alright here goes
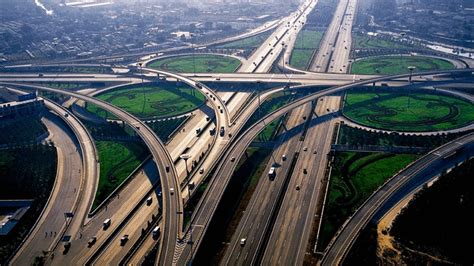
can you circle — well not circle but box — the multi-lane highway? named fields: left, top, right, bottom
left=0, top=82, right=181, bottom=265
left=171, top=68, right=473, bottom=264
left=321, top=132, right=474, bottom=265
left=309, top=0, right=357, bottom=73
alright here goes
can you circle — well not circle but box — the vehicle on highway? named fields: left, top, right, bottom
left=220, top=126, right=225, bottom=137
left=313, top=150, right=317, bottom=154
left=146, top=196, right=153, bottom=206
left=206, top=116, right=210, bottom=121
left=170, top=188, right=175, bottom=195
left=240, top=238, right=246, bottom=246
left=103, top=218, right=111, bottom=230
left=303, top=146, right=308, bottom=151
left=199, top=168, right=204, bottom=174
left=230, top=157, right=236, bottom=162
left=152, top=226, right=161, bottom=240
left=210, top=128, right=216, bottom=136
left=195, top=83, right=203, bottom=89
left=196, top=128, right=202, bottom=134
left=188, top=181, right=195, bottom=190
left=282, top=154, right=287, bottom=161
left=268, top=167, right=276, bottom=179
left=63, top=241, right=71, bottom=254
left=87, top=237, right=97, bottom=248
left=296, top=185, right=300, bottom=191
left=120, top=235, right=129, bottom=246
left=303, top=168, right=307, bottom=174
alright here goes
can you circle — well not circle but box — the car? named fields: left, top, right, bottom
left=199, top=168, right=204, bottom=174
left=303, top=168, right=307, bottom=174
left=303, top=147, right=308, bottom=151
left=87, top=237, right=97, bottom=247
left=103, top=218, right=111, bottom=230
left=282, top=154, right=287, bottom=161
left=296, top=185, right=300, bottom=191
left=313, top=150, right=317, bottom=154
left=152, top=226, right=161, bottom=240
left=63, top=241, right=71, bottom=254
left=240, top=238, right=247, bottom=246
left=206, top=116, right=210, bottom=121
left=120, top=235, right=129, bottom=246
left=230, top=157, right=236, bottom=162
left=216, top=77, right=221, bottom=81
left=146, top=196, right=153, bottom=206
left=170, top=188, right=175, bottom=195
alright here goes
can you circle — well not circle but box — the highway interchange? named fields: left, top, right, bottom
left=1, top=0, right=473, bottom=265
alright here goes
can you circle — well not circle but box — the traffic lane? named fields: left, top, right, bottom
left=223, top=104, right=310, bottom=265
left=262, top=96, right=339, bottom=264
left=12, top=113, right=83, bottom=265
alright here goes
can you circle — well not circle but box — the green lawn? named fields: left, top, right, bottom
left=290, top=29, right=324, bottom=70
left=148, top=54, right=241, bottom=73
left=93, top=141, right=149, bottom=209
left=343, top=91, right=474, bottom=131
left=353, top=33, right=416, bottom=50
left=317, top=152, right=419, bottom=250
left=294, top=29, right=324, bottom=49
left=351, top=55, right=454, bottom=75
left=290, top=49, right=314, bottom=70
left=87, top=84, right=205, bottom=119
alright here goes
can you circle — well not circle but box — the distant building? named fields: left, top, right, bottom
left=0, top=87, right=45, bottom=120
left=0, top=200, right=33, bottom=236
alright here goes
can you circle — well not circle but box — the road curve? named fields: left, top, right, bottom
left=174, top=68, right=473, bottom=263
left=321, top=132, right=474, bottom=265
left=0, top=82, right=182, bottom=266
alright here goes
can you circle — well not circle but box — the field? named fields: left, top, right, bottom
left=93, top=141, right=149, bottom=209
left=317, top=152, right=419, bottom=250
left=351, top=55, right=454, bottom=75
left=353, top=33, right=416, bottom=50
left=290, top=29, right=324, bottom=69
left=343, top=91, right=474, bottom=131
left=87, top=84, right=205, bottom=119
left=0, top=145, right=57, bottom=263
left=148, top=54, right=240, bottom=73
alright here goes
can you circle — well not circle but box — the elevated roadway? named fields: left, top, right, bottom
left=321, top=132, right=474, bottom=265
left=8, top=90, right=98, bottom=265
left=0, top=82, right=181, bottom=265
left=172, top=68, right=472, bottom=263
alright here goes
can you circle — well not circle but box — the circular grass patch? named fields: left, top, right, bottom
left=87, top=83, right=205, bottom=120
left=148, top=54, right=241, bottom=73
left=343, top=91, right=474, bottom=132
left=351, top=55, right=455, bottom=75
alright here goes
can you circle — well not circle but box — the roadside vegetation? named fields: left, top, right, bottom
left=343, top=89, right=474, bottom=131
left=350, top=55, right=454, bottom=75
left=337, top=124, right=472, bottom=148
left=0, top=144, right=57, bottom=263
left=317, top=152, right=419, bottom=251
left=0, top=116, right=47, bottom=146
left=389, top=158, right=474, bottom=264
left=353, top=33, right=417, bottom=50
left=148, top=54, right=240, bottom=73
left=86, top=83, right=205, bottom=120
left=93, top=141, right=149, bottom=209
